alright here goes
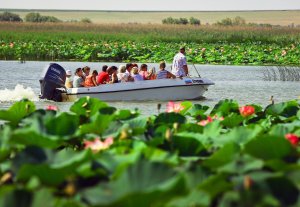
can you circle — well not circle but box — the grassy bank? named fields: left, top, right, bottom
left=0, top=22, right=299, bottom=65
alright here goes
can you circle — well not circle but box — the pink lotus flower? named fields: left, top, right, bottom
left=9, top=42, right=14, bottom=48
left=198, top=115, right=224, bottom=126
left=46, top=105, right=58, bottom=111
left=285, top=134, right=299, bottom=146
left=84, top=137, right=114, bottom=153
left=201, top=48, right=206, bottom=52
left=239, top=105, right=255, bottom=117
left=166, top=101, right=184, bottom=113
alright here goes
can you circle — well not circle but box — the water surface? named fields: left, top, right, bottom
left=0, top=61, right=299, bottom=115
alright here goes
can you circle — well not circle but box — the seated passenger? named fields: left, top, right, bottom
left=125, top=63, right=134, bottom=82
left=156, top=61, right=176, bottom=79
left=132, top=67, right=144, bottom=81
left=97, top=65, right=109, bottom=84
left=139, top=64, right=155, bottom=80
left=85, top=70, right=98, bottom=87
left=82, top=66, right=91, bottom=80
left=73, top=68, right=84, bottom=88
left=107, top=66, right=119, bottom=84
left=117, top=65, right=129, bottom=83
left=65, top=69, right=73, bottom=88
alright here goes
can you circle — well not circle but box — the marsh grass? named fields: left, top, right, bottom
left=0, top=22, right=300, bottom=43
left=262, top=66, right=300, bottom=81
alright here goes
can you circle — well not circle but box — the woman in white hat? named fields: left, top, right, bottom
left=65, top=69, right=73, bottom=88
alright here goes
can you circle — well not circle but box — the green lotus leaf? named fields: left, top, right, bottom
left=79, top=113, right=113, bottom=135
left=82, top=159, right=186, bottom=207
left=172, top=135, right=205, bottom=156
left=198, top=174, right=232, bottom=200
left=216, top=125, right=262, bottom=147
left=10, top=128, right=63, bottom=148
left=203, top=142, right=240, bottom=169
left=210, top=99, right=239, bottom=116
left=221, top=113, right=244, bottom=128
left=244, top=135, right=295, bottom=160
left=70, top=97, right=108, bottom=117
left=155, top=112, right=186, bottom=125
left=45, top=112, right=79, bottom=136
left=185, top=103, right=209, bottom=119
left=0, top=99, right=35, bottom=127
left=265, top=100, right=299, bottom=118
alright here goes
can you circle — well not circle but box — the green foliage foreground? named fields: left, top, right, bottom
left=0, top=97, right=300, bottom=207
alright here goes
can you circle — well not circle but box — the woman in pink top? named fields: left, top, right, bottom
left=139, top=64, right=155, bottom=80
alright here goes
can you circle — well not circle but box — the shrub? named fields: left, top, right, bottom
left=81, top=18, right=92, bottom=23
left=25, top=12, right=61, bottom=23
left=0, top=11, right=22, bottom=22
left=189, top=17, right=201, bottom=25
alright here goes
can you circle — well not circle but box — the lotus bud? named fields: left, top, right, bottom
left=173, top=122, right=179, bottom=131
left=64, top=182, right=76, bottom=196
left=0, top=171, right=13, bottom=185
left=157, top=103, right=161, bottom=113
left=120, top=128, right=129, bottom=140
left=165, top=128, right=172, bottom=142
left=243, top=175, right=253, bottom=190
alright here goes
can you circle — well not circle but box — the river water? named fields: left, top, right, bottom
left=0, top=61, right=299, bottom=115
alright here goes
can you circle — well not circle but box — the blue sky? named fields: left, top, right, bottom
left=1, top=0, right=300, bottom=11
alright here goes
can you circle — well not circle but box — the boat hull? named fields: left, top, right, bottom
left=62, top=77, right=214, bottom=102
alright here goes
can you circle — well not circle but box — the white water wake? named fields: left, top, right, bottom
left=0, top=84, right=38, bottom=102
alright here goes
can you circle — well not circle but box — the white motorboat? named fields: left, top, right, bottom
left=39, top=63, right=214, bottom=102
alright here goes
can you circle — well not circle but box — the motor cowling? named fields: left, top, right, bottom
left=39, top=63, right=66, bottom=102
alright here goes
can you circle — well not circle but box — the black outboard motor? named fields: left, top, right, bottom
left=39, top=63, right=66, bottom=102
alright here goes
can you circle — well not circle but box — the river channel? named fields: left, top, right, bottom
left=0, top=61, right=299, bottom=115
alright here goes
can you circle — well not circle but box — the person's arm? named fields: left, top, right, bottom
left=80, top=78, right=85, bottom=87
left=167, top=71, right=176, bottom=79
left=92, top=77, right=98, bottom=86
left=145, top=71, right=153, bottom=80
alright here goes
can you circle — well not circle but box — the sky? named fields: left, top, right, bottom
left=1, top=0, right=300, bottom=11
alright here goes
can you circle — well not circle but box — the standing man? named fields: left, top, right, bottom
left=171, top=46, right=189, bottom=77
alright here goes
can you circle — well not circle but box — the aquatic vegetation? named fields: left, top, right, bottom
left=0, top=97, right=299, bottom=206
left=0, top=22, right=300, bottom=65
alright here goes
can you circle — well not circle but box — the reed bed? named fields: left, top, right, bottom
left=262, top=66, right=300, bottom=81
left=0, top=22, right=300, bottom=43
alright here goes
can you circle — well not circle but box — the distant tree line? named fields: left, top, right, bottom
left=161, top=15, right=296, bottom=28
left=162, top=17, right=200, bottom=25
left=0, top=11, right=92, bottom=23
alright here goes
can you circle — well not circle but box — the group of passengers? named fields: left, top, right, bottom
left=65, top=46, right=188, bottom=88
left=65, top=61, right=176, bottom=89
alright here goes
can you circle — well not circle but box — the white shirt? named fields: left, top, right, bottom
left=172, top=52, right=187, bottom=77
left=117, top=73, right=129, bottom=82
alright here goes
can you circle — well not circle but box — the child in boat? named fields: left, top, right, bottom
left=156, top=61, right=176, bottom=79
left=139, top=64, right=155, bottom=80
left=132, top=67, right=144, bottom=81
left=85, top=70, right=98, bottom=87
left=65, top=69, right=73, bottom=88
left=73, top=68, right=84, bottom=87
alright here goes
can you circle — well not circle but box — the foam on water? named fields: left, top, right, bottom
left=0, top=84, right=38, bottom=102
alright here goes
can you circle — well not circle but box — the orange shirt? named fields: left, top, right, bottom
left=84, top=75, right=96, bottom=87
